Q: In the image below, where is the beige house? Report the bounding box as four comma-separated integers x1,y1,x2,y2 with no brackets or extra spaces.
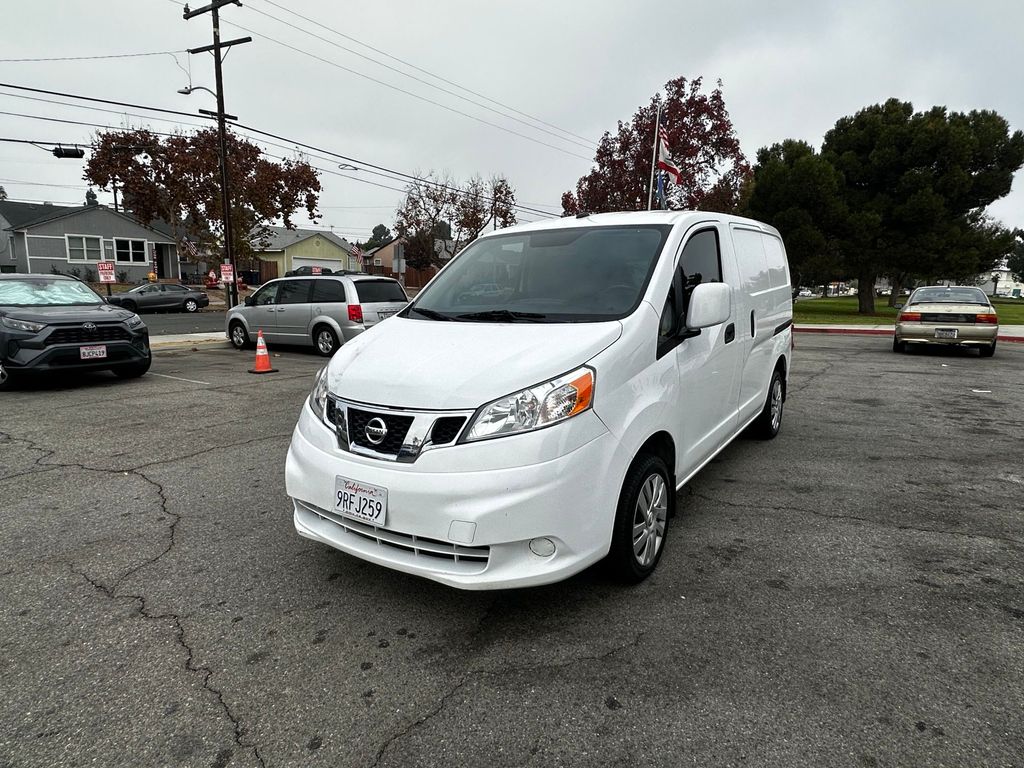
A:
254,226,361,282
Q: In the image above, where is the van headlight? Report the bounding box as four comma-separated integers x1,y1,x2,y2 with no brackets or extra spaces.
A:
465,367,594,441
309,367,329,420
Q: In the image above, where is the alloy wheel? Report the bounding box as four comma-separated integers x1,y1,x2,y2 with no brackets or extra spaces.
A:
632,473,667,567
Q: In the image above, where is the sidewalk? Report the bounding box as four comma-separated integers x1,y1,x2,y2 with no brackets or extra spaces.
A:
150,332,229,351
795,323,1024,343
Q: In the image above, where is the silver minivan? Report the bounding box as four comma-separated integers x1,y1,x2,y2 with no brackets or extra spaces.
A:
226,275,408,356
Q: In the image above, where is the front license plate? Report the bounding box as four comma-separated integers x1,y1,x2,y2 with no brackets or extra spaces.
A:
934,329,958,339
334,475,388,525
80,345,107,360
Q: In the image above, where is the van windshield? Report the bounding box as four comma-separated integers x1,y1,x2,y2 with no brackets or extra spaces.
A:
406,225,672,322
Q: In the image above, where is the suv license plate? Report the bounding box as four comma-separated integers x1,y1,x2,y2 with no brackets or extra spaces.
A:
377,311,395,320
334,475,387,525
934,329,957,339
80,345,107,359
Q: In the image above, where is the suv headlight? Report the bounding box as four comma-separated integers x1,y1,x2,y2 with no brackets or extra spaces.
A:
465,367,594,441
1,316,46,333
309,366,329,420
126,314,144,329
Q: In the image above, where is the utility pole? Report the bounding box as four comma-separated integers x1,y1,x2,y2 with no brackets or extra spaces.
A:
183,0,250,309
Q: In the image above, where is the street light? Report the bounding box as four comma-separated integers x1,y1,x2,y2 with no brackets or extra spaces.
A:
177,85,218,98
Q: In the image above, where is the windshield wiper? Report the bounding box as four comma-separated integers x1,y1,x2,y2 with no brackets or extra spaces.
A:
454,310,548,322
408,306,454,321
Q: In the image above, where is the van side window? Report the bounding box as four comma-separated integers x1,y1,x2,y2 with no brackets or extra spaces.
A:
680,229,722,285
252,283,278,305
659,286,679,342
277,280,313,304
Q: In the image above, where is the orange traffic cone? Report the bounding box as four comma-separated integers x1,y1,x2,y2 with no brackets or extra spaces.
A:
249,329,278,374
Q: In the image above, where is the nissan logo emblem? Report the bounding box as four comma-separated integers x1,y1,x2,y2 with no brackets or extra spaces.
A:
83,322,97,332
365,417,388,445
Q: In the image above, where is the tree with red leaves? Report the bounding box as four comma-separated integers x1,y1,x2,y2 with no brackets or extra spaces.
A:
84,128,321,267
561,76,750,215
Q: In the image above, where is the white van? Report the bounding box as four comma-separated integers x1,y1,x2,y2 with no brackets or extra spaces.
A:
285,211,793,589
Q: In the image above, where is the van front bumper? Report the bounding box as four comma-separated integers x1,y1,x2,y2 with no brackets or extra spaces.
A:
286,402,618,590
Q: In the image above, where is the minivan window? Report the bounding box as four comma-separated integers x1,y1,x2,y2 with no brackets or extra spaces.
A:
354,280,407,304
277,280,313,305
311,279,347,303
0,278,103,306
408,225,672,322
252,283,278,305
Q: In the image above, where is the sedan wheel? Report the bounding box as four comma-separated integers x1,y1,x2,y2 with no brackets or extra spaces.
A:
184,299,199,313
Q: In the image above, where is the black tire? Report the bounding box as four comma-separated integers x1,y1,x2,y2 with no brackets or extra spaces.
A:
183,298,199,313
229,321,252,350
120,299,138,313
607,453,673,583
892,335,905,353
979,341,996,358
313,324,339,357
113,354,151,379
751,367,785,440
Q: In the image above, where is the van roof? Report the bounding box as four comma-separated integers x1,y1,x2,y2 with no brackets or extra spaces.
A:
490,210,780,238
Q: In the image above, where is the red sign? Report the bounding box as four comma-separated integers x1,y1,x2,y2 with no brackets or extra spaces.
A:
311,265,322,275
220,264,234,284
97,261,116,283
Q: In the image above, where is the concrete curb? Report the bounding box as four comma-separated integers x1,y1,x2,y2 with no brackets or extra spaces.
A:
794,326,1024,343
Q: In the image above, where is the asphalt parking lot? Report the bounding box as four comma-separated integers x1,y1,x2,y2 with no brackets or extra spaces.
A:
1,335,1022,768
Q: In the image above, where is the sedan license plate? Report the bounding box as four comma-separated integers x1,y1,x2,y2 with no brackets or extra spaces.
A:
934,329,958,339
80,345,107,360
334,475,387,525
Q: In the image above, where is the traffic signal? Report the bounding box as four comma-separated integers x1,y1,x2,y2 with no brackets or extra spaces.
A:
52,145,85,159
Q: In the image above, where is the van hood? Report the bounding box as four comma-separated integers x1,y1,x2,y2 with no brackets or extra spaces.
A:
327,316,622,410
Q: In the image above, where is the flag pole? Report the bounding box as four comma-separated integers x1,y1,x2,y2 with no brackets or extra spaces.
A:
647,100,663,211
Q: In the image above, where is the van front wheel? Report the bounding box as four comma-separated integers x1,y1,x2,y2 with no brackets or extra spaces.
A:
751,368,785,440
607,454,673,583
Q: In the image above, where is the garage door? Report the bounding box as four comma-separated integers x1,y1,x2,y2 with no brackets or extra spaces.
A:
292,257,345,271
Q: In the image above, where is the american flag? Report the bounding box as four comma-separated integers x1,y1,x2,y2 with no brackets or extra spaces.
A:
182,239,200,259
352,246,364,264
656,125,682,185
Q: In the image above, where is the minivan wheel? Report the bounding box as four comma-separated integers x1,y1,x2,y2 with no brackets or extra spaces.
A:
751,368,785,440
979,340,996,358
313,325,339,357
608,454,673,583
183,299,199,313
229,321,252,350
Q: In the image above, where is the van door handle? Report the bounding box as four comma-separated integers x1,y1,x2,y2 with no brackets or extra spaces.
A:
750,310,756,338
724,323,735,344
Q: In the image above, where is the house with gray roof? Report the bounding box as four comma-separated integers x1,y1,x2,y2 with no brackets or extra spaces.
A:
0,200,180,280
252,225,361,282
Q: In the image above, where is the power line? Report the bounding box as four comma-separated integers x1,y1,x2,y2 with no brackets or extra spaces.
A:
0,50,187,63
192,9,593,161
0,84,563,217
0,178,88,189
242,3,594,152
257,0,596,148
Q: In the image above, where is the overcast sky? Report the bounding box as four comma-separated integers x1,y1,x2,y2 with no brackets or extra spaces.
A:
1,0,1021,241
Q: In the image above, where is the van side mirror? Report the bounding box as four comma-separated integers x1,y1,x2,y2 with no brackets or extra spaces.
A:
243,295,254,307
686,283,732,330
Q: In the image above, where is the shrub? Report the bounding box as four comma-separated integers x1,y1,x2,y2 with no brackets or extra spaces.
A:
68,267,82,279
116,270,129,283
84,268,96,282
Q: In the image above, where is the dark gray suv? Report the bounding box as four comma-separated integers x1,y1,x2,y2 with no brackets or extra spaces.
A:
0,274,151,389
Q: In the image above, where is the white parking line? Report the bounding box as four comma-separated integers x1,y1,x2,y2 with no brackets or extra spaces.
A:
149,372,211,385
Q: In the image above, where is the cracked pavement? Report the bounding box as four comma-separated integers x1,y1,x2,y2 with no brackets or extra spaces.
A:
1,337,1023,767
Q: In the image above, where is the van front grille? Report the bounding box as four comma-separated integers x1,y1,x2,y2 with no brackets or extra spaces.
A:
347,407,413,454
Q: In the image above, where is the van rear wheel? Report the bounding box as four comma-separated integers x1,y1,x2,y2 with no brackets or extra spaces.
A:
751,368,784,440
313,325,339,357
607,454,673,583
